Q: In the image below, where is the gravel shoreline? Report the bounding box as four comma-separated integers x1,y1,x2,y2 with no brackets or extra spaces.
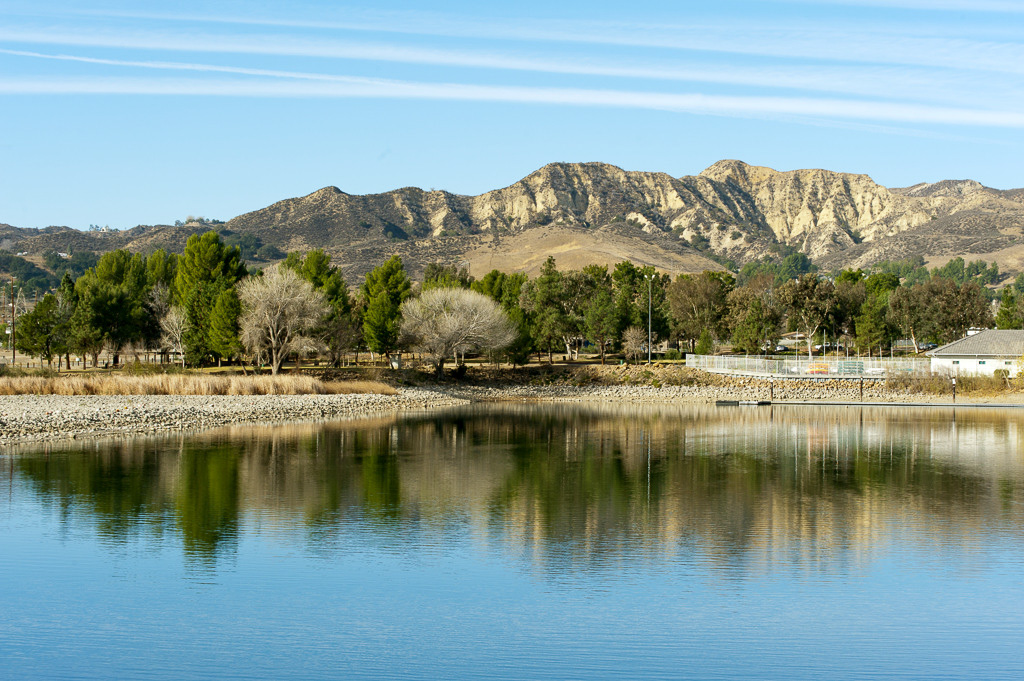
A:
0,389,469,445
2,379,1021,446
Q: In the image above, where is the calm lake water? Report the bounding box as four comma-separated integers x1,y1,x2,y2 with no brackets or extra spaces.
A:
2,404,1023,680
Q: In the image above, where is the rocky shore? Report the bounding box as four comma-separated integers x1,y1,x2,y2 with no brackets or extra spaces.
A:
0,389,470,445
3,370,1021,446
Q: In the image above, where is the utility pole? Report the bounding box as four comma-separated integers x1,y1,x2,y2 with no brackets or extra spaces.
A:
645,273,653,365
10,277,15,365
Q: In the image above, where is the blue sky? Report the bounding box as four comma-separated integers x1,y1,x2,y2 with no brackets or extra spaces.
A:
2,0,1024,229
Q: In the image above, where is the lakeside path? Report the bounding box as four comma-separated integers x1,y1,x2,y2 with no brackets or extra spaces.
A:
5,380,1024,446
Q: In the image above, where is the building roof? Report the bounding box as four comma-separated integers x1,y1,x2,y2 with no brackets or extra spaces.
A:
928,329,1024,357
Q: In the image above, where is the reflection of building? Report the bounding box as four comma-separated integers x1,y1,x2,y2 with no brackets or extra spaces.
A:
928,329,1024,376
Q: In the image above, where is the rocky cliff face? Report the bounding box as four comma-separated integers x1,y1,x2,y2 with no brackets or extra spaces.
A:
221,161,783,271
699,161,1024,268
221,160,1024,275
699,159,940,257
6,160,1024,281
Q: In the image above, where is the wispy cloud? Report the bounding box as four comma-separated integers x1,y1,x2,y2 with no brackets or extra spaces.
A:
3,74,1023,129
3,30,1024,125
774,0,1024,11
3,43,1015,107
3,7,1022,130
52,8,1024,75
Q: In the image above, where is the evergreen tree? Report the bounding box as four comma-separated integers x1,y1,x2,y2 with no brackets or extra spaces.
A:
471,270,508,301
583,287,619,364
502,306,534,368
995,289,1023,329
174,232,247,303
284,249,351,313
525,257,566,362
472,270,533,366
53,272,78,369
422,262,473,290
209,288,244,364
362,291,402,359
864,272,900,298
70,250,152,365
69,297,105,367
360,256,411,358
611,262,670,342
284,249,356,364
856,291,894,352
15,293,59,366
1013,272,1024,295
174,232,246,365
146,249,178,289
182,282,220,366
694,328,714,355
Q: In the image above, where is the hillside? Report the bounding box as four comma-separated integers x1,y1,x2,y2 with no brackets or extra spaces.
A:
3,161,1024,282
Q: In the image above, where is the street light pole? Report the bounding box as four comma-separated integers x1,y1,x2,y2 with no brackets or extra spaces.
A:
645,273,652,365
10,277,15,366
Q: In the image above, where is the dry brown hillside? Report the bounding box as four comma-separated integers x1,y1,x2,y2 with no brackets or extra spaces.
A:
4,160,1024,282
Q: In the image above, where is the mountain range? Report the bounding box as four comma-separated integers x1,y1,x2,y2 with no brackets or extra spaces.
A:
4,160,1024,282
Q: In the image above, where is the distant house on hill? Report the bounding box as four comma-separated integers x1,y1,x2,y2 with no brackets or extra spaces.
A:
927,329,1024,376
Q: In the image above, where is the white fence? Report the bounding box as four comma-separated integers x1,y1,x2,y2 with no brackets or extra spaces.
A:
687,354,931,378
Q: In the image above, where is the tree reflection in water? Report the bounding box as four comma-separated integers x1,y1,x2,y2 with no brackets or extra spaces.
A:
10,404,1024,571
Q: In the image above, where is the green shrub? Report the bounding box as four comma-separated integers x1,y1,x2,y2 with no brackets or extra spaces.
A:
695,329,714,355
0,365,55,378
123,360,187,376
663,348,681,360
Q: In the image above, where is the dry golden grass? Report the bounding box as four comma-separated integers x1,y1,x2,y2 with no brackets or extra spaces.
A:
0,374,397,396
885,372,1019,395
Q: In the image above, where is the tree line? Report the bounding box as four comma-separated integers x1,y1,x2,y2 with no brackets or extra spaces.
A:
8,232,1010,373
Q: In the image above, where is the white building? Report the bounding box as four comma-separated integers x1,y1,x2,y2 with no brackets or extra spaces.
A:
927,329,1024,376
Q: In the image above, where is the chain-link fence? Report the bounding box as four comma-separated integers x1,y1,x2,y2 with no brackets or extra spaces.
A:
687,354,931,377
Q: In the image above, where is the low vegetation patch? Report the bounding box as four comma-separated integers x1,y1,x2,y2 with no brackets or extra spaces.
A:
0,374,397,396
885,372,1013,395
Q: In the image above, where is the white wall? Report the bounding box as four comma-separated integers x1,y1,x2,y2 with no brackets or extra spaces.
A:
931,356,1017,376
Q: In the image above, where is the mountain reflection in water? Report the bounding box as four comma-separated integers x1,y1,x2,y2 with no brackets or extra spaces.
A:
9,404,1024,574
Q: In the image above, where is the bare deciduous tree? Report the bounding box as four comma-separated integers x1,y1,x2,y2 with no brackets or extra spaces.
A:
238,266,328,375
160,305,188,367
401,287,515,377
622,325,648,363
